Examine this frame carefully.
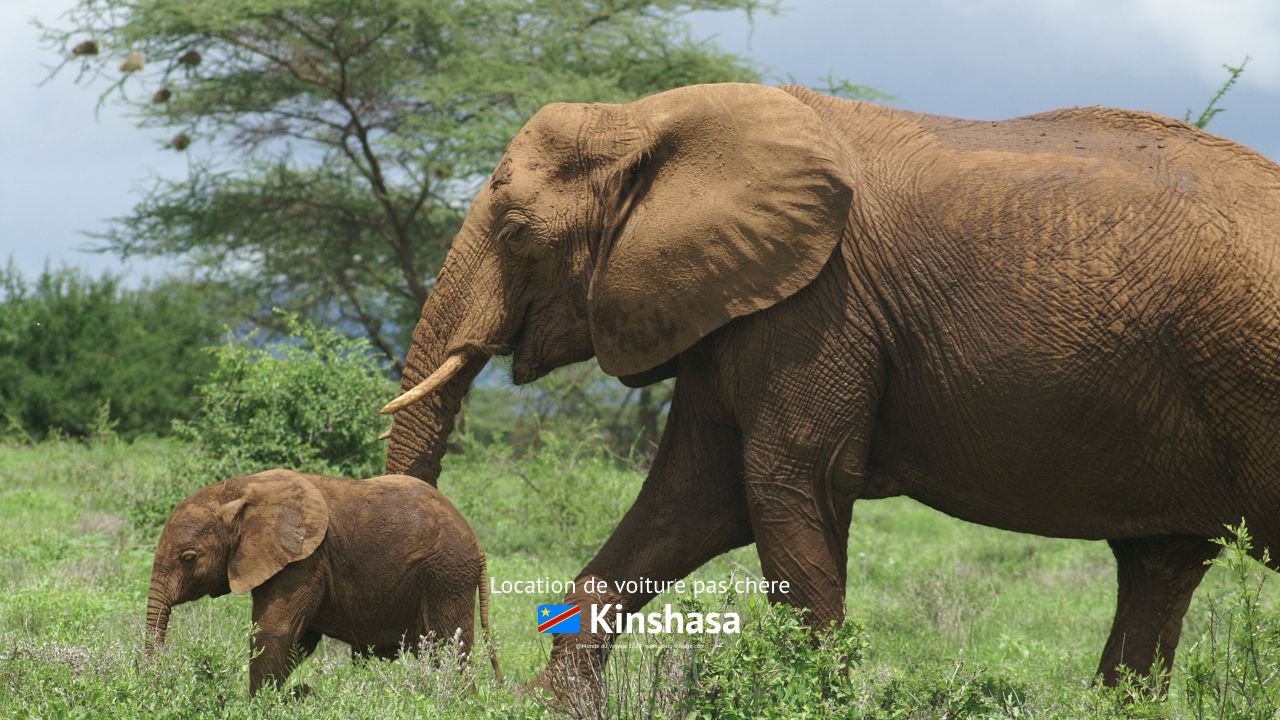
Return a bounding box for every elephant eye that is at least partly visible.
[180,551,198,565]
[496,221,523,248]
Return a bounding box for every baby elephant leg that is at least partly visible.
[249,587,322,696]
[350,644,403,661]
[419,589,477,657]
[249,626,321,695]
[296,629,322,659]
[283,631,322,699]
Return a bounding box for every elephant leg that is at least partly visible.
[248,571,322,696]
[297,629,321,658]
[743,468,857,633]
[738,352,879,634]
[536,377,752,696]
[350,643,400,661]
[374,644,402,660]
[281,630,322,699]
[249,622,316,695]
[1098,536,1219,686]
[421,589,477,657]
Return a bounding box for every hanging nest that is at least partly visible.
[120,51,144,73]
[178,50,202,68]
[71,40,99,56]
[153,88,172,104]
[170,133,191,151]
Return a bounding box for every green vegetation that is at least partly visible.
[1181,524,1280,718]
[34,0,799,457]
[41,0,770,366]
[467,360,671,460]
[682,602,869,719]
[16,2,1266,716]
[0,264,239,441]
[1185,57,1250,129]
[4,436,1280,718]
[127,313,394,534]
[172,312,393,480]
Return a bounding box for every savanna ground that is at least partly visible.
[3,433,1280,719]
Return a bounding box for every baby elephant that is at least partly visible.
[144,469,499,694]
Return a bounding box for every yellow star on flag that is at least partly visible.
[542,608,550,617]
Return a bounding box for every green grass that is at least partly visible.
[3,436,1280,718]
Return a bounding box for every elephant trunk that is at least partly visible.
[385,234,497,484]
[145,592,171,658]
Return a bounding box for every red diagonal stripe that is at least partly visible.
[538,605,580,633]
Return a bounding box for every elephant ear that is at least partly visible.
[588,83,853,377]
[220,470,329,594]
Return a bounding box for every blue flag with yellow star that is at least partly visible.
[537,604,581,633]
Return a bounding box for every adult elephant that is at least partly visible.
[380,82,1280,690]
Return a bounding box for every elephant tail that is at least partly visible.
[477,548,503,682]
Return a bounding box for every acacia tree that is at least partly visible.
[42,0,767,370]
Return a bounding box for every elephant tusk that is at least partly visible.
[377,427,392,441]
[380,353,468,414]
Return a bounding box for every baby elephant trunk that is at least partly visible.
[145,592,171,658]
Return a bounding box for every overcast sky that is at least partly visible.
[1,0,1276,284]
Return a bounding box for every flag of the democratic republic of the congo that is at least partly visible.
[537,604,580,634]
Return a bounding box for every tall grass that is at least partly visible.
[4,437,1280,718]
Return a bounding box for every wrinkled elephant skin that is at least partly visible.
[380,82,1280,694]
[146,470,498,695]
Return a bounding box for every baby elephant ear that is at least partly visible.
[222,470,329,594]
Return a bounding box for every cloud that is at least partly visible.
[1016,0,1279,89]
[0,0,185,281]
[1132,0,1278,87]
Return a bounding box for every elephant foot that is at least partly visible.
[530,576,625,708]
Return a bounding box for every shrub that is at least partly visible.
[682,600,869,720]
[0,263,233,440]
[174,313,393,476]
[129,313,393,532]
[1182,521,1280,719]
[866,664,1032,720]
